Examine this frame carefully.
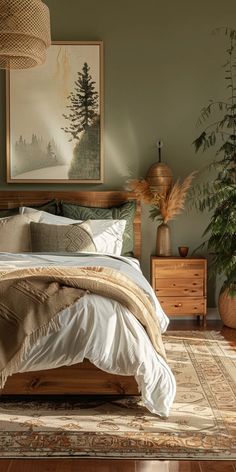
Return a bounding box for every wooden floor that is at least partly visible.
[0,458,236,472]
[1,319,235,472]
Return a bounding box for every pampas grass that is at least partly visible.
[128,179,161,205]
[159,172,197,223]
[129,172,196,223]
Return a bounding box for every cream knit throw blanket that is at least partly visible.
[0,266,165,388]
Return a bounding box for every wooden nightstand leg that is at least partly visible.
[203,315,207,328]
[197,315,201,324]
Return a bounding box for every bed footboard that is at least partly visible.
[1,360,139,396]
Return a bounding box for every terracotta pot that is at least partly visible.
[218,287,236,329]
[156,222,171,256]
[178,246,189,257]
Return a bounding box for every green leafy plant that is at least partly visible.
[192,27,236,295]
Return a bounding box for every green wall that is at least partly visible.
[1,0,235,304]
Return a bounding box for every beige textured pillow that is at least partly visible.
[30,221,96,253]
[0,213,41,253]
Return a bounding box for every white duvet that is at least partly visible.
[0,252,176,417]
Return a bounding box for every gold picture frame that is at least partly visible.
[6,41,104,184]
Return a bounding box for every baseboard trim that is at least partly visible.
[168,308,220,321]
[207,307,220,320]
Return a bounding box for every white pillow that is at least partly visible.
[20,207,126,256]
[87,219,126,255]
[20,207,75,225]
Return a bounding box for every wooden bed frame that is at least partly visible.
[0,190,140,396]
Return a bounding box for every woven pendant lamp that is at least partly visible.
[0,0,51,69]
[146,141,173,196]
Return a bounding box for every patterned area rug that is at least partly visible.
[0,331,235,459]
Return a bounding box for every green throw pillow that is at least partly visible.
[30,221,96,253]
[34,199,58,215]
[0,199,58,219]
[61,200,136,256]
[0,208,19,218]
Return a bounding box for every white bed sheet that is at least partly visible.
[0,253,176,417]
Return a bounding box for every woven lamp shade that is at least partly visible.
[146,162,173,196]
[0,0,51,69]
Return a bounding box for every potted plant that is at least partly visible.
[192,27,236,328]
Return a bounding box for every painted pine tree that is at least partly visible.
[68,116,100,179]
[62,62,99,141]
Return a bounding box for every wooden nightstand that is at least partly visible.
[151,257,207,326]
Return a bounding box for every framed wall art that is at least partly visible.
[6,41,104,183]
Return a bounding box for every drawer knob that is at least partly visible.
[175,303,182,307]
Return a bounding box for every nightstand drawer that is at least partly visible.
[155,278,204,297]
[151,257,207,324]
[153,260,205,279]
[158,297,206,315]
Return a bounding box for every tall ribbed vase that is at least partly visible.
[156,222,171,256]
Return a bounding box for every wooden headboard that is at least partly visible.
[0,191,141,259]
